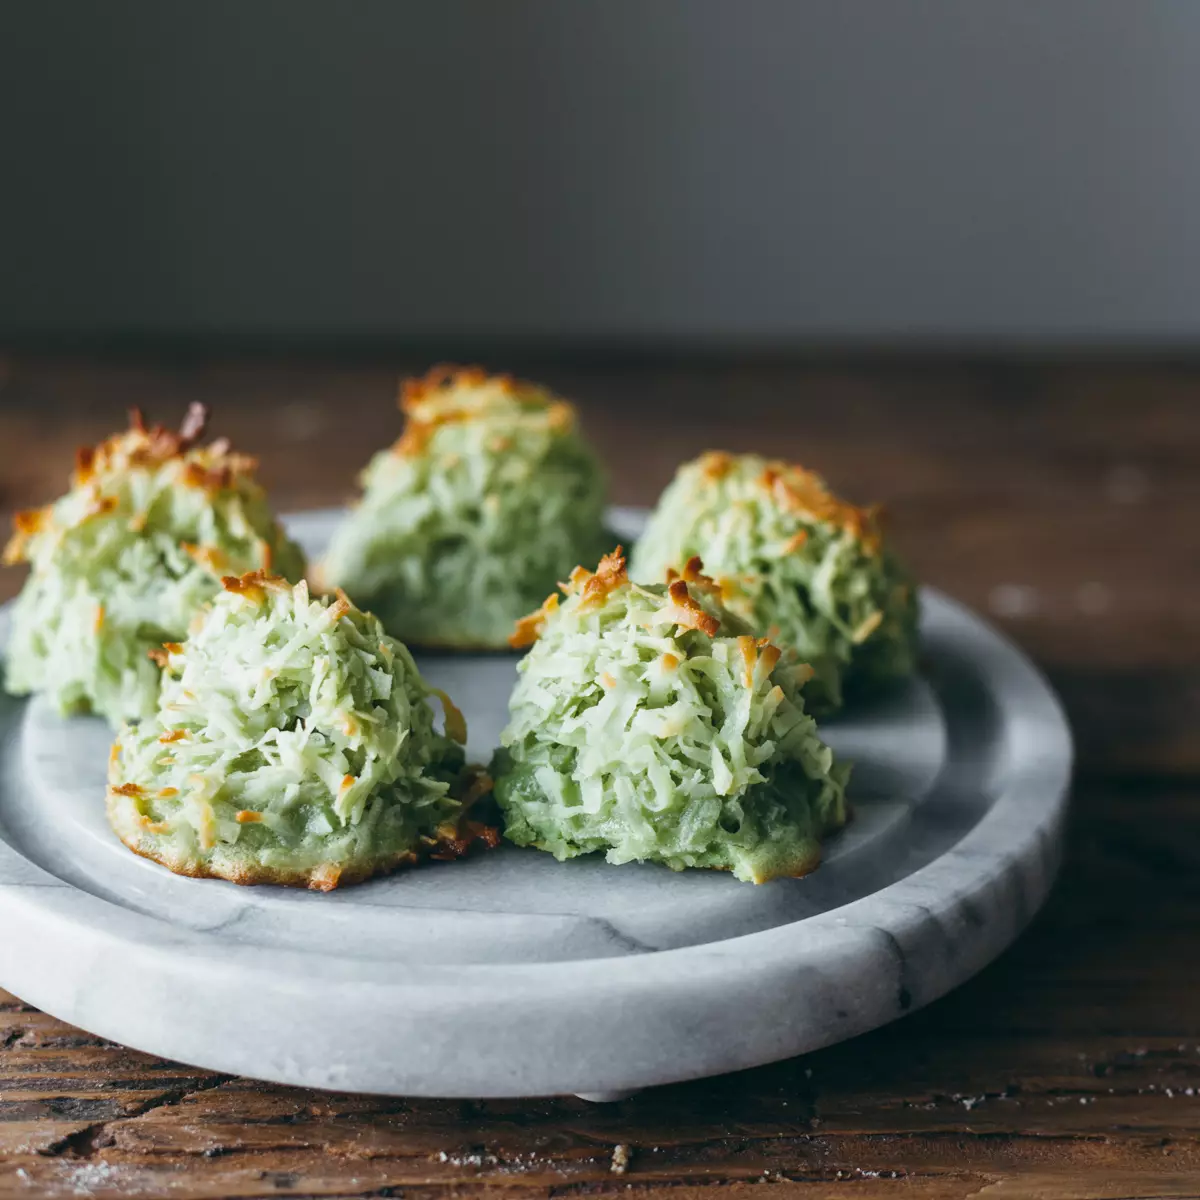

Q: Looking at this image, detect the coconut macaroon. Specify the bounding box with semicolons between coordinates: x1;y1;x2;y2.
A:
107;572;494;890
322;365;609;649
3;405;305;726
491;550;849;884
630;452;918;714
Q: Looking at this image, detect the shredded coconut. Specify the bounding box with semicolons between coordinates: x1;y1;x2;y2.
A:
631;452;916;714
493;550;848;883
323;366;608;648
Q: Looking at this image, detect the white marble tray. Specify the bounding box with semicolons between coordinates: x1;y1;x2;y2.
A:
0;508;1071;1098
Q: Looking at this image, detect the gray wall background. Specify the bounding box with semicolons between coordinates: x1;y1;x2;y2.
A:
3;1;1200;347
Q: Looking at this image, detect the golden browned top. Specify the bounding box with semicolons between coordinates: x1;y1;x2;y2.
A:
760;461;882;552
693;451;883;554
392;364;577;459
508;546;629;649
3;406;262;567
77;404;258;491
510;547;734;648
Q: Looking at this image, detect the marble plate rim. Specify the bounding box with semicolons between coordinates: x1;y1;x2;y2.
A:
0;507;1073;1097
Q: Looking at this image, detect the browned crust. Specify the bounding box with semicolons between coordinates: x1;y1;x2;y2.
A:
3;405;261;568
112;830;422;891
391;364;577;459
757;461;883;553
746;840;824;885
736;634;783;689
78;406;257;492
108;807;499;892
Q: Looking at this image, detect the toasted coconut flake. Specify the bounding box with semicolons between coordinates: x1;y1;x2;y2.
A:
82;495;118;523
70;407;258;497
510;592;560;649
2;535;25;567
182;542;232;576
324;588;354;625
599;671;618;689
546;401;575;433
392;364;580;459
758;461;882;553
666;555;713;587
663;579;721;637
310;863;342;892
75;445;96;482
698;450;734;481
12;507;46;537
158;729;187;744
147;647;170;668
851;610;884;644
400;364;487;411
565;564;592;593
737;635;757;687
756;642;782;685
576;547;628;611
110;782;144;798
235;810;264;824
220;570;288;603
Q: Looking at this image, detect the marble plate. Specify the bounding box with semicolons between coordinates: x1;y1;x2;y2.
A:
0;508;1071;1098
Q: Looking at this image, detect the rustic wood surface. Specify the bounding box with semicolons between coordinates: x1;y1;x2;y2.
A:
0;355;1196;1198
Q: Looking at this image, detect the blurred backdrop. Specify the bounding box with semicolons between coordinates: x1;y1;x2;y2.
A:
3;0;1200;350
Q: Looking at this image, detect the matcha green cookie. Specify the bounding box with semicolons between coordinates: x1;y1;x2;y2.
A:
107;573;493;890
322;366;609;649
631;452;917;713
3;405;305;726
492;550;849;883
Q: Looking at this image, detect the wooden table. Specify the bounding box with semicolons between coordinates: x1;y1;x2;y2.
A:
0;356;1196;1198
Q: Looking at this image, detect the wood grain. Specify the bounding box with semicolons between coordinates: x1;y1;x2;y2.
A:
0;356;1195;1197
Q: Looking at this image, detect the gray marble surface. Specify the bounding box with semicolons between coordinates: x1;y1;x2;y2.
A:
0;509;1072;1097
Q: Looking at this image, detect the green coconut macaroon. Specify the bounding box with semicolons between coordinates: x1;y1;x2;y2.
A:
322;365;609;650
491;550;849;884
630;452;918;714
3;405;305;726
107;572;494;890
